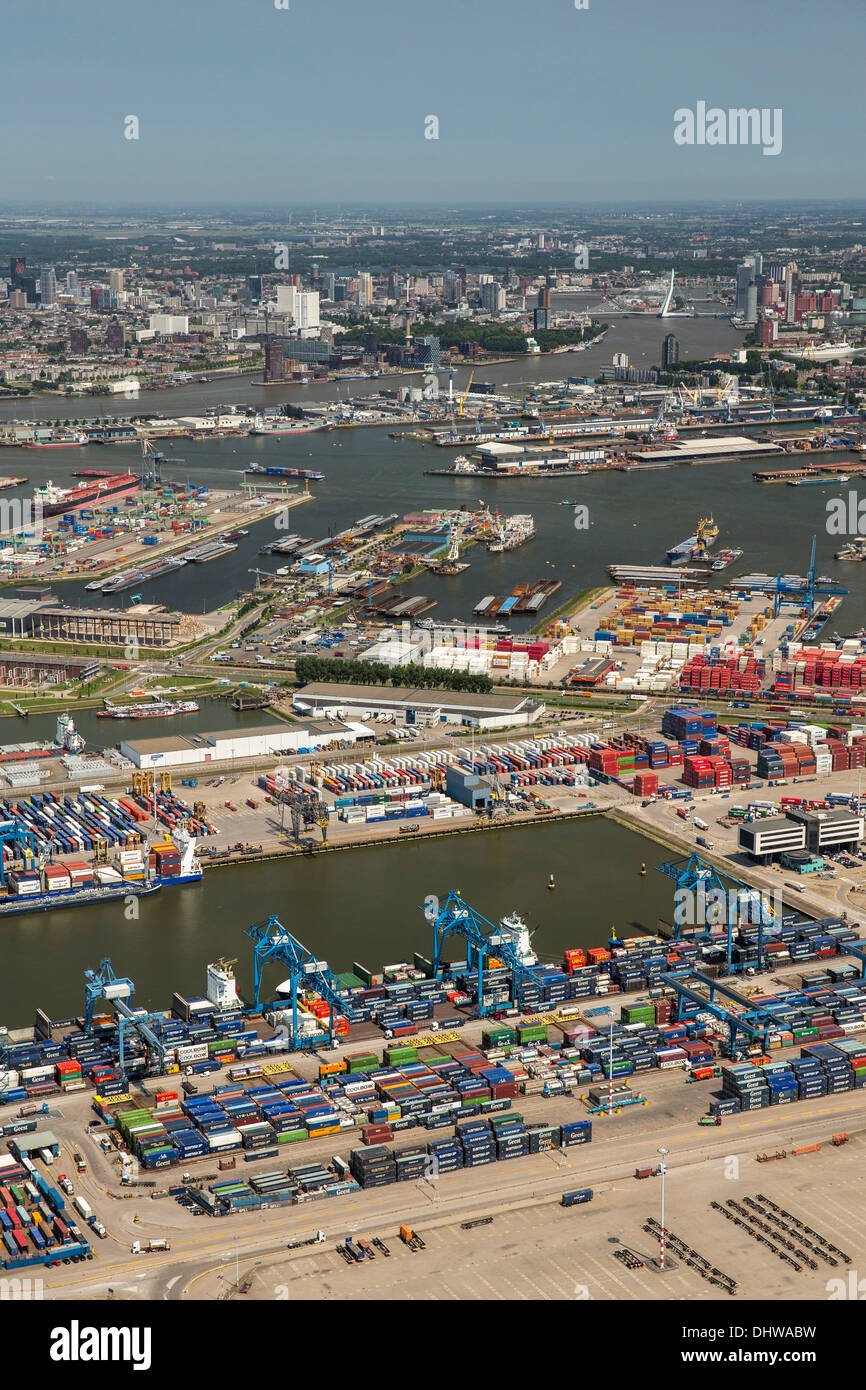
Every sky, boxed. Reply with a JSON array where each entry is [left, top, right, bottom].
[[0, 0, 863, 205]]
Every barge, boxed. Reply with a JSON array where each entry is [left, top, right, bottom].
[[96, 700, 200, 720]]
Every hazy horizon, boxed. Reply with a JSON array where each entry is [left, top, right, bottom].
[[3, 0, 862, 204]]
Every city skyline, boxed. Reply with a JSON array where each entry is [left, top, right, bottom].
[[2, 0, 862, 204]]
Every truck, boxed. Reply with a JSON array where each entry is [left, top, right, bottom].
[[89, 1218, 107, 1239], [73, 1152, 87, 1173], [561, 1188, 594, 1206], [131, 1239, 171, 1254], [694, 817, 709, 831], [57, 1174, 74, 1197], [72, 1195, 92, 1221], [286, 1230, 325, 1250]]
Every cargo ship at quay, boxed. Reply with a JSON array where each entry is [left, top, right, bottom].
[[33, 472, 140, 517], [1, 893, 862, 1133]]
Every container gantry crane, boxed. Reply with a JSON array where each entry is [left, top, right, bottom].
[[83, 957, 168, 1069], [421, 889, 540, 1014], [655, 851, 779, 973], [244, 914, 346, 1047], [771, 535, 847, 619]]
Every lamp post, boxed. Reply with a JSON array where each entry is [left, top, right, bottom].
[[657, 1145, 669, 1269]]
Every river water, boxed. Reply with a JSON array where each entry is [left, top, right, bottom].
[[0, 816, 671, 1022], [0, 314, 860, 1021]]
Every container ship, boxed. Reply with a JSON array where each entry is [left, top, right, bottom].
[[33, 472, 140, 517], [244, 464, 325, 481], [709, 547, 743, 571], [0, 830, 201, 918], [96, 700, 200, 720], [0, 713, 84, 765]]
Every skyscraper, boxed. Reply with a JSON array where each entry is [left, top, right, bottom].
[[357, 273, 373, 308], [662, 333, 680, 369], [481, 281, 505, 313], [66, 270, 80, 296], [9, 257, 25, 287], [39, 266, 57, 307], [106, 320, 126, 352], [735, 259, 755, 317], [109, 269, 125, 294], [294, 291, 320, 330]]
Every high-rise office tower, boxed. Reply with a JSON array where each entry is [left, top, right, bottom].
[[39, 266, 57, 307], [662, 333, 680, 369]]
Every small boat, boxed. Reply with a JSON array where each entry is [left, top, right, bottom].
[[548, 873, 556, 890]]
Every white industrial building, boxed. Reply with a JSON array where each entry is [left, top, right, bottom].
[[739, 808, 864, 861], [293, 682, 545, 729], [148, 313, 190, 335], [120, 720, 372, 769]]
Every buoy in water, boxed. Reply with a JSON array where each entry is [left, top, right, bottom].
[[548, 873, 556, 890]]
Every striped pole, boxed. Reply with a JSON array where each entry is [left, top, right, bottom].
[[608, 1021, 613, 1115], [658, 1147, 669, 1269]]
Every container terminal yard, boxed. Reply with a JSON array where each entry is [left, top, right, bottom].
[[4, 874, 866, 1305]]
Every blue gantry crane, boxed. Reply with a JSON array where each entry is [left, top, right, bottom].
[[83, 957, 167, 1069], [245, 915, 346, 1048], [655, 851, 779, 972], [0, 818, 38, 887], [661, 971, 792, 1056], [771, 535, 847, 619], [422, 889, 541, 1015]]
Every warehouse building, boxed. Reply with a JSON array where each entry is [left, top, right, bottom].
[[445, 766, 494, 810], [120, 719, 371, 769], [29, 605, 180, 649], [293, 682, 545, 729]]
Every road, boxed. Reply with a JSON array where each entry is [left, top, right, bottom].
[[41, 1071, 866, 1302]]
